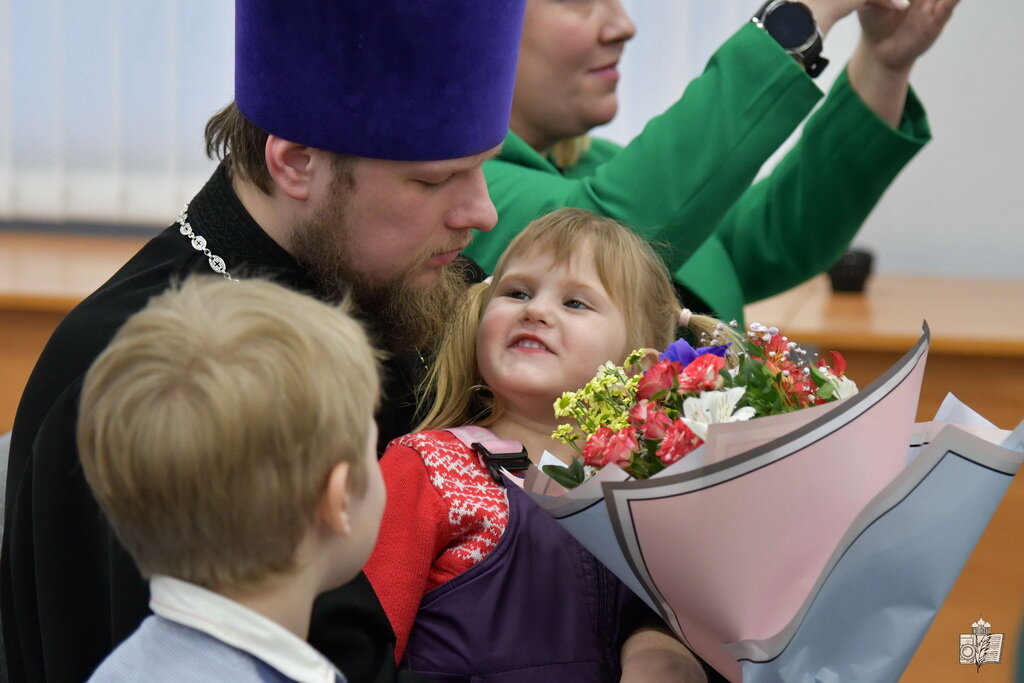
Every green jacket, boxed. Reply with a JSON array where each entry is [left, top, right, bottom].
[[467, 22, 931, 324]]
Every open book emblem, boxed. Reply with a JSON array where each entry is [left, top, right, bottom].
[[959, 618, 1003, 670]]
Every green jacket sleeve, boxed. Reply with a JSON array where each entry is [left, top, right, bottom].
[[469, 22, 822, 276], [712, 68, 931, 305]]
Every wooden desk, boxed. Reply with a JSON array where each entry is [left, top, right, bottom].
[[747, 275, 1024, 683], [0, 232, 149, 431], [747, 274, 1024, 427]]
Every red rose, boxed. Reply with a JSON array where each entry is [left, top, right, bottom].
[[582, 426, 639, 468], [655, 419, 703, 465], [627, 399, 651, 429], [637, 360, 683, 401], [645, 410, 674, 440], [605, 427, 639, 467], [629, 400, 673, 440], [677, 354, 726, 393], [581, 426, 614, 467]]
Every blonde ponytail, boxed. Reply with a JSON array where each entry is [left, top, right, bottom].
[[549, 135, 590, 170], [677, 309, 745, 364]]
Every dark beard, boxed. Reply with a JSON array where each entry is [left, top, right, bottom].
[[348, 260, 468, 353], [291, 196, 469, 354]]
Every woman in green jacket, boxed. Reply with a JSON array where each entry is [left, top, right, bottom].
[[466, 0, 957, 324]]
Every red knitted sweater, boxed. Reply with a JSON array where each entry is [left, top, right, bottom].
[[363, 430, 510, 661]]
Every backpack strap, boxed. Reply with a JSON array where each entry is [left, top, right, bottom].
[[445, 426, 530, 485]]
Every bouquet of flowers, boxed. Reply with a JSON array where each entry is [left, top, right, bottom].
[[520, 323, 1023, 683], [545, 323, 858, 488]]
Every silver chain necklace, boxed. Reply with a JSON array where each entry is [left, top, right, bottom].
[[177, 203, 236, 281], [176, 202, 432, 369]]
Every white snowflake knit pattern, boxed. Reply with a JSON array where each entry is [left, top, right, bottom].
[[399, 432, 509, 567]]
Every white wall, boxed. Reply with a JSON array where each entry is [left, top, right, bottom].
[[596, 0, 1024, 279], [1, 0, 232, 225], [2, 1, 1021, 279]]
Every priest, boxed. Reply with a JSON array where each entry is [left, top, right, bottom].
[[1, 1, 526, 681]]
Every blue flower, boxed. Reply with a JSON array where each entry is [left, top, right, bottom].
[[659, 338, 731, 366]]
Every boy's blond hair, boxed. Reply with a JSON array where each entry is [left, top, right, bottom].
[[78, 276, 381, 591], [419, 208, 731, 430]]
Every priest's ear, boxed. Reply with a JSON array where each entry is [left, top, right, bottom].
[[264, 135, 329, 202]]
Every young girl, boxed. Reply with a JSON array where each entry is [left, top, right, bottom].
[[364, 208, 720, 682]]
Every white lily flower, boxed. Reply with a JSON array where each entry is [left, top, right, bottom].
[[682, 387, 757, 440], [817, 364, 859, 400], [827, 373, 859, 399]]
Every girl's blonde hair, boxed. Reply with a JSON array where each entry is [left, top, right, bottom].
[[419, 208, 731, 430]]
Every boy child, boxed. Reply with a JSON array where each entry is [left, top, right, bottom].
[[77, 276, 385, 682]]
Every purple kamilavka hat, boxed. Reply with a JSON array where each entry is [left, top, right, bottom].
[[235, 0, 526, 161]]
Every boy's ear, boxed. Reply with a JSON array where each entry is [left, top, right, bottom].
[[265, 135, 314, 201], [318, 462, 352, 537]]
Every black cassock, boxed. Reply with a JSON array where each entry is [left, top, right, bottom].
[[1, 164, 467, 682]]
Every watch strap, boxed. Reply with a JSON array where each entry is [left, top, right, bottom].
[[752, 0, 829, 78]]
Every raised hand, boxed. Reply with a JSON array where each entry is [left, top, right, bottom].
[[802, 0, 910, 37], [846, 0, 959, 126], [858, 0, 960, 71]]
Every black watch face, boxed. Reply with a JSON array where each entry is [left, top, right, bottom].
[[764, 3, 815, 50]]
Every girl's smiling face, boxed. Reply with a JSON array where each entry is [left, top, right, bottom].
[[477, 245, 629, 417]]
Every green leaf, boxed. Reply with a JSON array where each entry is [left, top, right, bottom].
[[809, 365, 829, 388], [626, 460, 648, 480], [568, 458, 585, 481], [542, 462, 586, 489], [645, 456, 667, 478]]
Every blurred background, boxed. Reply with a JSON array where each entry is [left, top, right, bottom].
[[0, 0, 232, 226], [3, 0, 1020, 273]]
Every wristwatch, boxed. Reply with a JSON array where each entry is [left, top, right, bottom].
[[752, 0, 829, 78]]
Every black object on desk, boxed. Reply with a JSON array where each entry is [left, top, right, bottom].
[[828, 249, 873, 293]]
